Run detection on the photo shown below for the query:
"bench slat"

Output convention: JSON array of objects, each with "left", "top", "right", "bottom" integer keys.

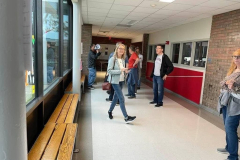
[
  {"left": 41, "top": 123, "right": 67, "bottom": 160},
  {"left": 28, "top": 123, "right": 56, "bottom": 160},
  {"left": 65, "top": 94, "right": 79, "bottom": 123},
  {"left": 56, "top": 94, "right": 74, "bottom": 123},
  {"left": 57, "top": 124, "right": 78, "bottom": 160},
  {"left": 47, "top": 94, "right": 69, "bottom": 124}
]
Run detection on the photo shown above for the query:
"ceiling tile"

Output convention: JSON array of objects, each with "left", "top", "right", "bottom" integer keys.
[
  {"left": 88, "top": 12, "right": 108, "bottom": 17},
  {"left": 148, "top": 14, "right": 170, "bottom": 19},
  {"left": 111, "top": 5, "right": 136, "bottom": 11},
  {"left": 173, "top": 11, "right": 202, "bottom": 18},
  {"left": 162, "top": 3, "right": 194, "bottom": 11},
  {"left": 199, "top": 0, "right": 238, "bottom": 8},
  {"left": 226, "top": 0, "right": 240, "bottom": 2},
  {"left": 107, "top": 14, "right": 127, "bottom": 18},
  {"left": 88, "top": 1, "right": 112, "bottom": 9},
  {"left": 88, "top": 7, "right": 109, "bottom": 13},
  {"left": 114, "top": 0, "right": 143, "bottom": 6},
  {"left": 133, "top": 7, "right": 159, "bottom": 13},
  {"left": 123, "top": 16, "right": 145, "bottom": 21},
  {"left": 155, "top": 9, "right": 181, "bottom": 15},
  {"left": 173, "top": 0, "right": 209, "bottom": 5},
  {"left": 186, "top": 6, "right": 218, "bottom": 13},
  {"left": 108, "top": 10, "right": 130, "bottom": 15},
  {"left": 223, "top": 3, "right": 240, "bottom": 10},
  {"left": 128, "top": 12, "right": 150, "bottom": 17},
  {"left": 105, "top": 17, "right": 123, "bottom": 23},
  {"left": 88, "top": 0, "right": 114, "bottom": 4},
  {"left": 207, "top": 8, "right": 232, "bottom": 15},
  {"left": 139, "top": 1, "right": 169, "bottom": 8},
  {"left": 140, "top": 17, "right": 164, "bottom": 23},
  {"left": 88, "top": 16, "right": 106, "bottom": 21}
]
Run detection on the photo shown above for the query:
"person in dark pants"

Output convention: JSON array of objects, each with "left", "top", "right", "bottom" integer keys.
[
  {"left": 125, "top": 45, "right": 139, "bottom": 99},
  {"left": 88, "top": 44, "right": 101, "bottom": 90},
  {"left": 150, "top": 44, "right": 174, "bottom": 107},
  {"left": 217, "top": 49, "right": 240, "bottom": 160},
  {"left": 47, "top": 42, "right": 55, "bottom": 83}
]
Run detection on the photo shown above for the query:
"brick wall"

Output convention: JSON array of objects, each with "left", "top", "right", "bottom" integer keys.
[
  {"left": 81, "top": 24, "right": 92, "bottom": 75},
  {"left": 202, "top": 9, "right": 240, "bottom": 110}
]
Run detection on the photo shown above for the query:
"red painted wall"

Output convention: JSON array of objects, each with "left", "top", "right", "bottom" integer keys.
[{"left": 146, "top": 62, "right": 203, "bottom": 104}]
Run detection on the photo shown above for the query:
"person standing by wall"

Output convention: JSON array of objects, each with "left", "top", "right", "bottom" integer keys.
[
  {"left": 136, "top": 47, "right": 143, "bottom": 89},
  {"left": 107, "top": 43, "right": 136, "bottom": 123},
  {"left": 217, "top": 49, "right": 240, "bottom": 160},
  {"left": 150, "top": 44, "right": 174, "bottom": 107},
  {"left": 126, "top": 45, "right": 139, "bottom": 99},
  {"left": 88, "top": 44, "right": 101, "bottom": 90}
]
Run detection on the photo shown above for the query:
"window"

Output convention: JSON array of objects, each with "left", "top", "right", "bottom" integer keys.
[
  {"left": 25, "top": 0, "right": 36, "bottom": 104},
  {"left": 42, "top": 0, "right": 60, "bottom": 89},
  {"left": 181, "top": 42, "right": 192, "bottom": 66},
  {"left": 63, "top": 0, "right": 70, "bottom": 73},
  {"left": 172, "top": 43, "right": 180, "bottom": 63},
  {"left": 194, "top": 41, "right": 208, "bottom": 68}
]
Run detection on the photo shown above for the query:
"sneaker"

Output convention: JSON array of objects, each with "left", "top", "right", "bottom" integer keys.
[
  {"left": 155, "top": 103, "right": 163, "bottom": 107},
  {"left": 125, "top": 116, "right": 136, "bottom": 123},
  {"left": 217, "top": 148, "right": 228, "bottom": 154},
  {"left": 149, "top": 101, "right": 157, "bottom": 104},
  {"left": 106, "top": 98, "right": 112, "bottom": 102},
  {"left": 137, "top": 87, "right": 140, "bottom": 89},
  {"left": 128, "top": 96, "right": 136, "bottom": 99},
  {"left": 125, "top": 94, "right": 130, "bottom": 96},
  {"left": 108, "top": 111, "right": 113, "bottom": 119},
  {"left": 88, "top": 86, "right": 94, "bottom": 90}
]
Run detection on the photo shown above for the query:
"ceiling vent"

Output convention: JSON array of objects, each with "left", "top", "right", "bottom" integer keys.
[{"left": 117, "top": 20, "right": 139, "bottom": 27}]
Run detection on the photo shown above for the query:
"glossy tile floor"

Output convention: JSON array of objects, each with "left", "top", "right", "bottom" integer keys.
[{"left": 85, "top": 72, "right": 229, "bottom": 160}]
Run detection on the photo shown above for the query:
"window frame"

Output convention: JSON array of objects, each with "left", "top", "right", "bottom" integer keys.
[{"left": 170, "top": 39, "right": 209, "bottom": 71}]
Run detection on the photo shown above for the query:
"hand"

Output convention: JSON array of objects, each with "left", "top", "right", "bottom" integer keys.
[
  {"left": 121, "top": 68, "right": 127, "bottom": 72},
  {"left": 96, "top": 49, "right": 100, "bottom": 53},
  {"left": 226, "top": 79, "right": 235, "bottom": 89},
  {"left": 125, "top": 69, "right": 130, "bottom": 73},
  {"left": 163, "top": 75, "right": 167, "bottom": 80}
]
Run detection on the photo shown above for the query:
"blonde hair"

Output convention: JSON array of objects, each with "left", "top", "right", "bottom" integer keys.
[
  {"left": 227, "top": 49, "right": 240, "bottom": 76},
  {"left": 113, "top": 44, "right": 126, "bottom": 60}
]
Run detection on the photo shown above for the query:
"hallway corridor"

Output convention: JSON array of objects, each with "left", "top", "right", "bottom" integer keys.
[{"left": 73, "top": 72, "right": 230, "bottom": 160}]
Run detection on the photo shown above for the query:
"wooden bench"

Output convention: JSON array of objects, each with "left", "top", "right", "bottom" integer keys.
[
  {"left": 28, "top": 123, "right": 78, "bottom": 160},
  {"left": 80, "top": 74, "right": 85, "bottom": 93},
  {"left": 47, "top": 94, "right": 79, "bottom": 124}
]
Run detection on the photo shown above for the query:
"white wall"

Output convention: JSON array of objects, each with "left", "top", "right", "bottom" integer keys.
[
  {"left": 131, "top": 34, "right": 143, "bottom": 43},
  {"left": 149, "top": 17, "right": 212, "bottom": 57},
  {"left": 98, "top": 44, "right": 116, "bottom": 60}
]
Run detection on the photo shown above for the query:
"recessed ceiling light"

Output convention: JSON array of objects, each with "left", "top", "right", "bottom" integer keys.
[
  {"left": 151, "top": 4, "right": 157, "bottom": 7},
  {"left": 159, "top": 0, "right": 175, "bottom": 2}
]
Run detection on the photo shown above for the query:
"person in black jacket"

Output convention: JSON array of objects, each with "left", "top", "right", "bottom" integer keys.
[
  {"left": 88, "top": 44, "right": 101, "bottom": 89},
  {"left": 150, "top": 44, "right": 174, "bottom": 107}
]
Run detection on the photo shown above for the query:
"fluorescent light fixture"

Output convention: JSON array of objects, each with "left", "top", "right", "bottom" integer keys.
[{"left": 159, "top": 0, "right": 175, "bottom": 2}]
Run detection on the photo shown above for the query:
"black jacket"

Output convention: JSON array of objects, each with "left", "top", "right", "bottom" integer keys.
[
  {"left": 151, "top": 54, "right": 174, "bottom": 78},
  {"left": 88, "top": 50, "right": 101, "bottom": 68}
]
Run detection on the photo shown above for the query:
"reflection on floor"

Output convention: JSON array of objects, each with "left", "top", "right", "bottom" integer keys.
[{"left": 74, "top": 71, "right": 230, "bottom": 160}]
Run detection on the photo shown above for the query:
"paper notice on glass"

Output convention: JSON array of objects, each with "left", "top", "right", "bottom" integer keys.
[{"left": 23, "top": 0, "right": 33, "bottom": 71}]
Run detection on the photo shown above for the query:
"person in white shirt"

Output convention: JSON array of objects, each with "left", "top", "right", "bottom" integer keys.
[
  {"left": 136, "top": 47, "right": 143, "bottom": 89},
  {"left": 150, "top": 44, "right": 174, "bottom": 107}
]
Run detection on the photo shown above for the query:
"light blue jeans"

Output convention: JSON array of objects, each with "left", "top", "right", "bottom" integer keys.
[
  {"left": 88, "top": 68, "right": 96, "bottom": 87},
  {"left": 109, "top": 81, "right": 128, "bottom": 118}
]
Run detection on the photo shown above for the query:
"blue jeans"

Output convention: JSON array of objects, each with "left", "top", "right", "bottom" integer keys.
[
  {"left": 127, "top": 68, "right": 138, "bottom": 97},
  {"left": 225, "top": 111, "right": 240, "bottom": 160},
  {"left": 153, "top": 75, "right": 164, "bottom": 104},
  {"left": 109, "top": 81, "right": 128, "bottom": 118},
  {"left": 47, "top": 66, "right": 54, "bottom": 83},
  {"left": 222, "top": 106, "right": 229, "bottom": 151},
  {"left": 88, "top": 68, "right": 96, "bottom": 87},
  {"left": 128, "top": 83, "right": 135, "bottom": 97}
]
